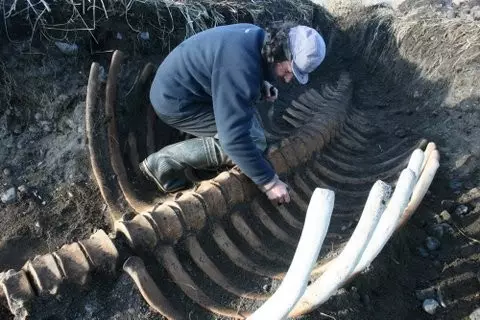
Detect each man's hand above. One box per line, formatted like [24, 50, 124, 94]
[260, 175, 291, 205]
[263, 81, 278, 102]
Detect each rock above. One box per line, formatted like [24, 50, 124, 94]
[43, 124, 52, 133]
[55, 41, 79, 55]
[416, 246, 429, 258]
[138, 31, 150, 41]
[470, 308, 480, 320]
[394, 128, 407, 138]
[17, 185, 28, 193]
[425, 236, 440, 251]
[423, 299, 440, 315]
[3, 168, 11, 176]
[28, 126, 40, 133]
[445, 8, 455, 18]
[1, 187, 17, 204]
[13, 124, 22, 134]
[262, 284, 271, 293]
[441, 200, 455, 211]
[440, 223, 455, 235]
[439, 210, 451, 222]
[454, 204, 469, 216]
[458, 187, 480, 204]
[34, 112, 42, 121]
[432, 225, 444, 238]
[472, 6, 480, 20]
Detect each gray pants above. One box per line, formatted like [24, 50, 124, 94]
[156, 108, 268, 152]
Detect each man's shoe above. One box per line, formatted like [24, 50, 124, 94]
[139, 137, 232, 193]
[139, 160, 191, 193]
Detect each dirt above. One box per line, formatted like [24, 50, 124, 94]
[1, 0, 479, 319]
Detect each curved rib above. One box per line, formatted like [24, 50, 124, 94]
[289, 180, 392, 317]
[85, 62, 124, 221]
[248, 188, 335, 320]
[185, 236, 269, 300]
[123, 256, 184, 320]
[250, 200, 299, 247]
[105, 50, 156, 214]
[211, 224, 285, 279]
[231, 212, 293, 265]
[155, 245, 250, 319]
[398, 149, 440, 227]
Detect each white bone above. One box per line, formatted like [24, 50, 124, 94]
[420, 142, 437, 173]
[352, 168, 417, 273]
[287, 180, 392, 317]
[407, 149, 424, 179]
[247, 188, 335, 320]
[399, 149, 440, 227]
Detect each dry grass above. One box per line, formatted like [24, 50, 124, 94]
[337, 5, 480, 103]
[1, 0, 316, 45]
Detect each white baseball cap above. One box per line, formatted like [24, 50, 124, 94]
[288, 26, 326, 84]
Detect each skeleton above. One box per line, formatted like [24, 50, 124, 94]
[0, 50, 439, 319]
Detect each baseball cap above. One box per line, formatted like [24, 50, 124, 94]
[288, 26, 326, 84]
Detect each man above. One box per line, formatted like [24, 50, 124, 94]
[140, 22, 326, 205]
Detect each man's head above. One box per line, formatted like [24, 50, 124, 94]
[263, 23, 326, 84]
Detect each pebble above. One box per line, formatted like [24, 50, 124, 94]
[440, 210, 451, 222]
[3, 168, 11, 176]
[472, 6, 480, 20]
[441, 200, 455, 211]
[55, 41, 79, 55]
[262, 284, 271, 293]
[28, 126, 40, 133]
[454, 204, 469, 216]
[470, 308, 480, 320]
[34, 112, 42, 121]
[432, 224, 444, 238]
[426, 236, 440, 251]
[43, 124, 52, 133]
[423, 299, 440, 315]
[1, 187, 17, 204]
[440, 223, 455, 235]
[17, 185, 28, 193]
[139, 31, 150, 41]
[13, 124, 22, 134]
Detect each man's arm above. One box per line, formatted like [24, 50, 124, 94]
[211, 66, 276, 186]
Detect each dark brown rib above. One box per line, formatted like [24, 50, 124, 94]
[105, 50, 155, 213]
[211, 224, 285, 279]
[85, 62, 124, 221]
[185, 236, 269, 300]
[123, 256, 184, 320]
[155, 245, 250, 319]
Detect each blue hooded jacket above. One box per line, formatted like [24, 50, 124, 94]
[150, 23, 276, 185]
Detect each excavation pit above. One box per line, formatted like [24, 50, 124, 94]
[0, 0, 479, 319]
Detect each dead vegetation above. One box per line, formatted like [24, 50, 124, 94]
[336, 4, 480, 105]
[0, 0, 317, 48]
